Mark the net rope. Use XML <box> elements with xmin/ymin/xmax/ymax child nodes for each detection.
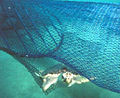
<box><xmin>0</xmin><ymin>0</ymin><xmax>120</xmax><ymax>93</ymax></box>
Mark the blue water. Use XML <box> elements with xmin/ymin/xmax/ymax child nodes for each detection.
<box><xmin>61</xmin><ymin>0</ymin><xmax>120</xmax><ymax>3</ymax></box>
<box><xmin>0</xmin><ymin>0</ymin><xmax>120</xmax><ymax>98</ymax></box>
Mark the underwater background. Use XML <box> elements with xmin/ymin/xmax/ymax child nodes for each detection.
<box><xmin>1</xmin><ymin>51</ymin><xmax>120</xmax><ymax>98</ymax></box>
<box><xmin>0</xmin><ymin>0</ymin><xmax>120</xmax><ymax>98</ymax></box>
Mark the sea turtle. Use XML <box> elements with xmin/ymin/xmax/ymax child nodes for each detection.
<box><xmin>34</xmin><ymin>64</ymin><xmax>89</xmax><ymax>94</ymax></box>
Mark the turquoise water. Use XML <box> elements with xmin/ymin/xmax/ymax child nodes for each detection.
<box><xmin>0</xmin><ymin>0</ymin><xmax>120</xmax><ymax>98</ymax></box>
<box><xmin>0</xmin><ymin>50</ymin><xmax>120</xmax><ymax>98</ymax></box>
<box><xmin>61</xmin><ymin>0</ymin><xmax>120</xmax><ymax>3</ymax></box>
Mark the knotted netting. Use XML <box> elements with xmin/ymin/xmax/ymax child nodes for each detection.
<box><xmin>0</xmin><ymin>0</ymin><xmax>120</xmax><ymax>93</ymax></box>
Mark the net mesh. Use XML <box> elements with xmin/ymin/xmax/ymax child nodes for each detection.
<box><xmin>0</xmin><ymin>0</ymin><xmax>120</xmax><ymax>93</ymax></box>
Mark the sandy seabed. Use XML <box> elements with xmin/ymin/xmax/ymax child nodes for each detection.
<box><xmin>0</xmin><ymin>51</ymin><xmax>120</xmax><ymax>98</ymax></box>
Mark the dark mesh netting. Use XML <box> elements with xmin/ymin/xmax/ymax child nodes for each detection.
<box><xmin>0</xmin><ymin>0</ymin><xmax>120</xmax><ymax>93</ymax></box>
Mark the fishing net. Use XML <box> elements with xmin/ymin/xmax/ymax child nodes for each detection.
<box><xmin>0</xmin><ymin>0</ymin><xmax>120</xmax><ymax>93</ymax></box>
